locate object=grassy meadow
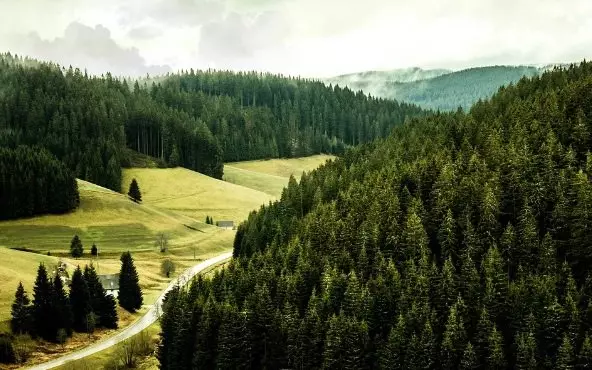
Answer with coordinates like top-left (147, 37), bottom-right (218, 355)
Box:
top-left (122, 167), bottom-right (274, 223)
top-left (224, 154), bottom-right (335, 197)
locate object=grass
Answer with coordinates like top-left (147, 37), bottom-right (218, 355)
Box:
top-left (0, 155), bottom-right (331, 367)
top-left (224, 154), bottom-right (335, 197)
top-left (0, 248), bottom-right (60, 322)
top-left (226, 154), bottom-right (335, 178)
top-left (0, 168), bottom-right (249, 325)
top-left (122, 167), bottom-right (274, 223)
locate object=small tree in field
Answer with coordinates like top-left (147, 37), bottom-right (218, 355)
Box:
top-left (127, 179), bottom-right (142, 203)
top-left (90, 244), bottom-right (98, 256)
top-left (155, 233), bottom-right (169, 253)
top-left (70, 235), bottom-right (83, 258)
top-left (161, 259), bottom-right (176, 278)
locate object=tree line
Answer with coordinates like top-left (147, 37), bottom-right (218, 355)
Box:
top-left (11, 263), bottom-right (118, 344)
top-left (0, 145), bottom-right (79, 220)
top-left (158, 61), bottom-right (592, 369)
top-left (7, 251), bottom-right (142, 359)
top-left (0, 53), bottom-right (424, 195)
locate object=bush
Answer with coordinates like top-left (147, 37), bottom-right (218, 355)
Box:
top-left (0, 334), bottom-right (17, 364)
top-left (12, 334), bottom-right (32, 364)
top-left (161, 259), bottom-right (176, 278)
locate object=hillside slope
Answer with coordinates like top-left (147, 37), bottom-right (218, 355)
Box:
top-left (326, 65), bottom-right (550, 111)
top-left (159, 61), bottom-right (592, 369)
top-left (224, 154), bottom-right (335, 197)
top-left (122, 167), bottom-right (274, 223)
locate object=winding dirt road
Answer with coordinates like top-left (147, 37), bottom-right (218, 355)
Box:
top-left (26, 251), bottom-right (233, 370)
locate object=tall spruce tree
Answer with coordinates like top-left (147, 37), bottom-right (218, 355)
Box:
top-left (52, 273), bottom-right (73, 337)
top-left (70, 267), bottom-right (91, 332)
top-left (10, 282), bottom-right (31, 334)
top-left (32, 264), bottom-right (54, 341)
top-left (118, 252), bottom-right (143, 312)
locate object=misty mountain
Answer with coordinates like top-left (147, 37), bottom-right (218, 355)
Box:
top-left (324, 67), bottom-right (452, 85)
top-left (325, 65), bottom-right (559, 111)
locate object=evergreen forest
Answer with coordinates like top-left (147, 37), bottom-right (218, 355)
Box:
top-left (158, 61), bottom-right (592, 369)
top-left (0, 52), bottom-right (423, 198)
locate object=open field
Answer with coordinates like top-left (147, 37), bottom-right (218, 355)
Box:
top-left (122, 167), bottom-right (274, 223)
top-left (224, 154), bottom-right (335, 197)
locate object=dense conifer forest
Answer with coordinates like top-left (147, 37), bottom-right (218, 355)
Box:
top-left (0, 53), bottom-right (423, 196)
top-left (0, 145), bottom-right (79, 220)
top-left (158, 61), bottom-right (592, 369)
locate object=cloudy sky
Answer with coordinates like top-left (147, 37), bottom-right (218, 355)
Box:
top-left (0, 0), bottom-right (590, 78)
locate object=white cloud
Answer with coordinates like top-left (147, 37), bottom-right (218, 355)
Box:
top-left (0, 0), bottom-right (591, 77)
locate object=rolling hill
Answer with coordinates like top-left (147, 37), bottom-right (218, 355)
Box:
top-left (324, 65), bottom-right (562, 111)
top-left (223, 154), bottom-right (335, 197)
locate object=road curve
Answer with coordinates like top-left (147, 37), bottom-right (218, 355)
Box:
top-left (26, 251), bottom-right (233, 370)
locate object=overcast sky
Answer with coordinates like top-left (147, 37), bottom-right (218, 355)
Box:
top-left (0, 0), bottom-right (591, 78)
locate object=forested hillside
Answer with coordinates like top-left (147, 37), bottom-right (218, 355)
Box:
top-left (327, 65), bottom-right (545, 111)
top-left (0, 53), bottom-right (424, 197)
top-left (159, 61), bottom-right (592, 369)
top-left (149, 71), bottom-right (424, 161)
top-left (0, 146), bottom-right (79, 220)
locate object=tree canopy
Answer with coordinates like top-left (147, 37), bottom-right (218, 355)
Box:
top-left (159, 61), bottom-right (592, 369)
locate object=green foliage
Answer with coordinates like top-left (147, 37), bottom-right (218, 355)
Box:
top-left (157, 61), bottom-right (592, 369)
top-left (328, 65), bottom-right (544, 111)
top-left (0, 334), bottom-right (17, 364)
top-left (161, 259), bottom-right (176, 278)
top-left (118, 252), bottom-right (143, 312)
top-left (10, 282), bottom-right (31, 334)
top-left (70, 267), bottom-right (91, 332)
top-left (127, 178), bottom-right (142, 203)
top-left (0, 145), bottom-right (79, 220)
top-left (70, 234), bottom-right (83, 258)
top-left (0, 53), bottom-right (425, 188)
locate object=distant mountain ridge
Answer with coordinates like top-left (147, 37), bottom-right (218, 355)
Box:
top-left (323, 64), bottom-right (568, 111)
top-left (325, 67), bottom-right (452, 84)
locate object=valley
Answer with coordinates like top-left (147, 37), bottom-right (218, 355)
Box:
top-left (0, 155), bottom-right (332, 368)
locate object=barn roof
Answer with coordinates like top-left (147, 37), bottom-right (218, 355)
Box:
top-left (99, 274), bottom-right (120, 290)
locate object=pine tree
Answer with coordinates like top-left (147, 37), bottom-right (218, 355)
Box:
top-left (576, 333), bottom-right (592, 369)
top-left (487, 325), bottom-right (506, 370)
top-left (100, 294), bottom-right (118, 329)
top-left (70, 234), bottom-right (83, 258)
top-left (556, 333), bottom-right (575, 370)
top-left (32, 264), bottom-right (54, 340)
top-left (169, 145), bottom-right (180, 167)
top-left (127, 178), bottom-right (142, 203)
top-left (91, 243), bottom-right (98, 256)
top-left (460, 342), bottom-right (478, 370)
top-left (70, 267), bottom-right (91, 332)
top-left (52, 273), bottom-right (73, 338)
top-left (118, 252), bottom-right (143, 312)
top-left (515, 331), bottom-right (538, 370)
top-left (10, 282), bottom-right (31, 334)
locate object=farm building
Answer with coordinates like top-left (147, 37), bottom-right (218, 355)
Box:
top-left (216, 220), bottom-right (234, 229)
top-left (99, 274), bottom-right (120, 298)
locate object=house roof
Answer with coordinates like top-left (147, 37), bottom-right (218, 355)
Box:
top-left (99, 274), bottom-right (120, 290)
